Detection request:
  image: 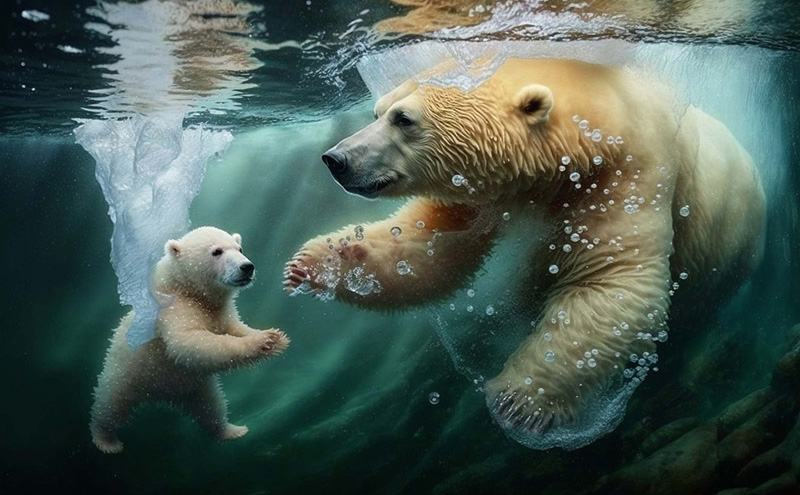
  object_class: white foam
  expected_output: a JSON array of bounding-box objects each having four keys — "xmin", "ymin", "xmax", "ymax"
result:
[
  {"xmin": 357, "ymin": 40, "xmax": 636, "ymax": 97},
  {"xmin": 74, "ymin": 114, "xmax": 232, "ymax": 348}
]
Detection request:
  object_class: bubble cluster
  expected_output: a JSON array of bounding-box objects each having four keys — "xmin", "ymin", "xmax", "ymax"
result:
[{"xmin": 354, "ymin": 225, "xmax": 364, "ymax": 241}]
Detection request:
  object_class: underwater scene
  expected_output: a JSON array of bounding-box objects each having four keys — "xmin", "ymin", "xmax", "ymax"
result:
[{"xmin": 2, "ymin": 0, "xmax": 800, "ymax": 493}]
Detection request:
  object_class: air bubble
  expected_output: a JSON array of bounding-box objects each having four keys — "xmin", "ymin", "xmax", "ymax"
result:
[
  {"xmin": 524, "ymin": 377, "xmax": 533, "ymax": 385},
  {"xmin": 576, "ymin": 360, "xmax": 585, "ymax": 369},
  {"xmin": 625, "ymin": 155, "xmax": 633, "ymax": 162},
  {"xmin": 563, "ymin": 244, "xmax": 572, "ymax": 253},
  {"xmin": 549, "ymin": 264, "xmax": 559, "ymax": 274},
  {"xmin": 591, "ymin": 130, "xmax": 602, "ymax": 142},
  {"xmin": 416, "ymin": 220, "xmax": 425, "ymax": 229},
  {"xmin": 543, "ymin": 332, "xmax": 552, "ymax": 341},
  {"xmin": 428, "ymin": 392, "xmax": 440, "ymax": 405},
  {"xmin": 451, "ymin": 174, "xmax": 465, "ymax": 187},
  {"xmin": 679, "ymin": 205, "xmax": 690, "ymax": 217},
  {"xmin": 390, "ymin": 226, "xmax": 402, "ymax": 237},
  {"xmin": 467, "ymin": 305, "xmax": 474, "ymax": 312},
  {"xmin": 485, "ymin": 305, "xmax": 495, "ymax": 316},
  {"xmin": 569, "ymin": 172, "xmax": 581, "ymax": 182},
  {"xmin": 561, "ymin": 156, "xmax": 571, "ymax": 165},
  {"xmin": 587, "ymin": 358, "xmax": 597, "ymax": 368},
  {"xmin": 593, "ymin": 155, "xmax": 603, "ymax": 165},
  {"xmin": 467, "ymin": 289, "xmax": 475, "ymax": 297},
  {"xmin": 395, "ymin": 260, "xmax": 412, "ymax": 275},
  {"xmin": 572, "ymin": 115, "xmax": 580, "ymax": 122},
  {"xmin": 579, "ymin": 120, "xmax": 589, "ymax": 129},
  {"xmin": 502, "ymin": 212, "xmax": 511, "ymax": 221},
  {"xmin": 544, "ymin": 350, "xmax": 555, "ymax": 362},
  {"xmin": 679, "ymin": 272, "xmax": 688, "ymax": 280}
]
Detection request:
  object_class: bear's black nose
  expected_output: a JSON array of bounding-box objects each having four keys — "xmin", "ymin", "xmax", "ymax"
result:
[
  {"xmin": 322, "ymin": 150, "xmax": 348, "ymax": 175},
  {"xmin": 240, "ymin": 263, "xmax": 255, "ymax": 276}
]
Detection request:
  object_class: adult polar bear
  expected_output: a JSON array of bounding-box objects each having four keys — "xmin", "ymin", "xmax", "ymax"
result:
[{"xmin": 284, "ymin": 57, "xmax": 765, "ymax": 447}]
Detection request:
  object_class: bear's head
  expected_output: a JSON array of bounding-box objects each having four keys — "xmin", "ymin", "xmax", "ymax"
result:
[
  {"xmin": 160, "ymin": 227, "xmax": 255, "ymax": 297},
  {"xmin": 321, "ymin": 69, "xmax": 565, "ymax": 204}
]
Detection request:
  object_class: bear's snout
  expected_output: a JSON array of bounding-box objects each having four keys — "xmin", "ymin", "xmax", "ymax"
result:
[
  {"xmin": 322, "ymin": 150, "xmax": 348, "ymax": 175},
  {"xmin": 239, "ymin": 262, "xmax": 254, "ymax": 276}
]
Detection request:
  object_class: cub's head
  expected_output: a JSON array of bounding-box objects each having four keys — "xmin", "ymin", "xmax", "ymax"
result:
[
  {"xmin": 163, "ymin": 227, "xmax": 255, "ymax": 293},
  {"xmin": 321, "ymin": 77, "xmax": 555, "ymax": 203}
]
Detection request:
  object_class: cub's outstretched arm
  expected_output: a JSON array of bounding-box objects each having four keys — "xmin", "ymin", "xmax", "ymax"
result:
[{"xmin": 284, "ymin": 198, "xmax": 500, "ymax": 310}]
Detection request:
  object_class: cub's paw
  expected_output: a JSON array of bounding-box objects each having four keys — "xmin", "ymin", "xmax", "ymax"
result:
[
  {"xmin": 219, "ymin": 423, "xmax": 249, "ymax": 441},
  {"xmin": 92, "ymin": 432, "xmax": 124, "ymax": 454},
  {"xmin": 252, "ymin": 329, "xmax": 290, "ymax": 357}
]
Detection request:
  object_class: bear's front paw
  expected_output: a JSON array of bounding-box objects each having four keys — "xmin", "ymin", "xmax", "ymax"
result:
[
  {"xmin": 283, "ymin": 251, "xmax": 320, "ymax": 294},
  {"xmin": 251, "ymin": 329, "xmax": 290, "ymax": 357},
  {"xmin": 485, "ymin": 372, "xmax": 575, "ymax": 436}
]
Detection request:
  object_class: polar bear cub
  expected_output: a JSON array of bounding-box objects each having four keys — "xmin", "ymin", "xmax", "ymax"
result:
[{"xmin": 90, "ymin": 226, "xmax": 289, "ymax": 454}]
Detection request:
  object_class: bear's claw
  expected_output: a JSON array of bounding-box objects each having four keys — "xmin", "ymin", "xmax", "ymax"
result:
[{"xmin": 486, "ymin": 384, "xmax": 567, "ymax": 437}]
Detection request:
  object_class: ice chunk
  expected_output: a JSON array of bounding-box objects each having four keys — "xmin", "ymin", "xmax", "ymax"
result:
[{"xmin": 74, "ymin": 114, "xmax": 233, "ymax": 348}]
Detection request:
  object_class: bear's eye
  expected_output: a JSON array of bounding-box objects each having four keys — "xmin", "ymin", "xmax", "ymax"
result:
[
  {"xmin": 393, "ymin": 113, "xmax": 414, "ymax": 128},
  {"xmin": 212, "ymin": 248, "xmax": 223, "ymax": 257},
  {"xmin": 238, "ymin": 247, "xmax": 242, "ymax": 253}
]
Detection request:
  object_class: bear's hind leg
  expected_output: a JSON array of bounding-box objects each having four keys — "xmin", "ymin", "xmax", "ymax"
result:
[
  {"xmin": 183, "ymin": 377, "xmax": 249, "ymax": 442},
  {"xmin": 90, "ymin": 393, "xmax": 134, "ymax": 454}
]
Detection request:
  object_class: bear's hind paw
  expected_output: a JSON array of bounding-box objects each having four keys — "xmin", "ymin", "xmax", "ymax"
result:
[
  {"xmin": 92, "ymin": 433, "xmax": 124, "ymax": 454},
  {"xmin": 486, "ymin": 385, "xmax": 571, "ymax": 437},
  {"xmin": 219, "ymin": 424, "xmax": 249, "ymax": 441}
]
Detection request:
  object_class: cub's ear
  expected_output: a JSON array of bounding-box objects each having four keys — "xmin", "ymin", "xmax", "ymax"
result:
[
  {"xmin": 232, "ymin": 233, "xmax": 242, "ymax": 245},
  {"xmin": 374, "ymin": 79, "xmax": 419, "ymax": 119},
  {"xmin": 514, "ymin": 84, "xmax": 554, "ymax": 126},
  {"xmin": 165, "ymin": 240, "xmax": 181, "ymax": 257}
]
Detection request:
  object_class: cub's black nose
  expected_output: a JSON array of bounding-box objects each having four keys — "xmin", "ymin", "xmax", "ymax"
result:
[
  {"xmin": 240, "ymin": 263, "xmax": 255, "ymax": 276},
  {"xmin": 322, "ymin": 150, "xmax": 348, "ymax": 174}
]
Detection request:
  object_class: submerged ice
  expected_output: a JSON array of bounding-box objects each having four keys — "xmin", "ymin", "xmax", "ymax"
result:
[{"xmin": 74, "ymin": 115, "xmax": 232, "ymax": 348}]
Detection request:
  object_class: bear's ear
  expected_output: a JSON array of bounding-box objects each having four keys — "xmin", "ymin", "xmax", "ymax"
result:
[
  {"xmin": 165, "ymin": 240, "xmax": 181, "ymax": 257},
  {"xmin": 514, "ymin": 84, "xmax": 554, "ymax": 126},
  {"xmin": 232, "ymin": 233, "xmax": 242, "ymax": 245},
  {"xmin": 374, "ymin": 80, "xmax": 419, "ymax": 119}
]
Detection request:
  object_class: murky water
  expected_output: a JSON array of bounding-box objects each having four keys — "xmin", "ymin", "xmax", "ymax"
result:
[{"xmin": 2, "ymin": 1, "xmax": 800, "ymax": 494}]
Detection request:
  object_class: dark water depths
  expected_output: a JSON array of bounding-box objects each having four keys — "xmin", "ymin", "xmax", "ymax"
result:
[{"xmin": 2, "ymin": 1, "xmax": 800, "ymax": 494}]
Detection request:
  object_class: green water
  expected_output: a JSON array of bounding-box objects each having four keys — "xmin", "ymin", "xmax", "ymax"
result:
[{"xmin": 3, "ymin": 96, "xmax": 800, "ymax": 493}]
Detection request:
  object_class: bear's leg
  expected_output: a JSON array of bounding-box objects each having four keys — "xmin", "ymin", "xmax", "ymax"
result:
[
  {"xmin": 90, "ymin": 390, "xmax": 135, "ymax": 454},
  {"xmin": 182, "ymin": 377, "xmax": 249, "ymax": 442},
  {"xmin": 485, "ymin": 274, "xmax": 668, "ymax": 436},
  {"xmin": 285, "ymin": 198, "xmax": 500, "ymax": 309}
]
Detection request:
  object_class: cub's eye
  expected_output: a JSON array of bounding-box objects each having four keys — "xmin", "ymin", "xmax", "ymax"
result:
[
  {"xmin": 394, "ymin": 113, "xmax": 414, "ymax": 127},
  {"xmin": 212, "ymin": 248, "xmax": 223, "ymax": 257}
]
